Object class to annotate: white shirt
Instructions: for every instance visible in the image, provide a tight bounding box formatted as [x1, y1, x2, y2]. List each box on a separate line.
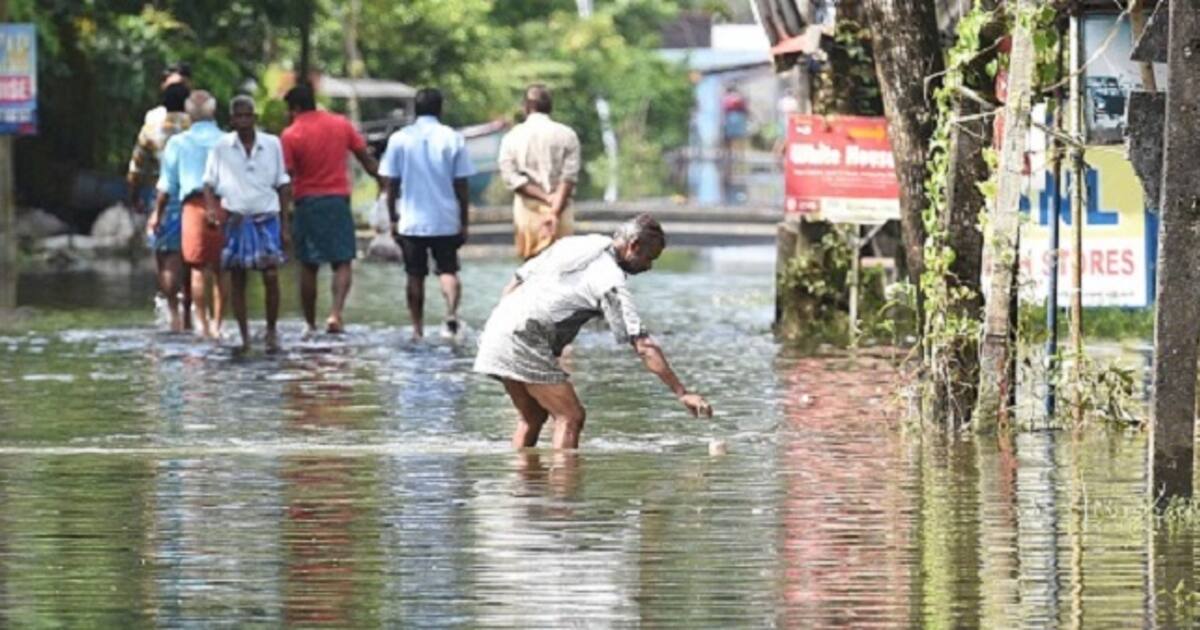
[379, 116, 475, 236]
[497, 235, 645, 351]
[203, 130, 291, 215]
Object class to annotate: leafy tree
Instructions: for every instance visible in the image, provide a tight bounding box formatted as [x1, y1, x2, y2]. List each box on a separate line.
[16, 0, 698, 214]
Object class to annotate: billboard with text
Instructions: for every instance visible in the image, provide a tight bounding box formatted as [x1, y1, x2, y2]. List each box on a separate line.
[0, 24, 36, 135]
[784, 115, 899, 224]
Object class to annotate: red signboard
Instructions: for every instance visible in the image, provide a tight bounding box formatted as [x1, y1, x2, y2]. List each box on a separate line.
[784, 115, 900, 223]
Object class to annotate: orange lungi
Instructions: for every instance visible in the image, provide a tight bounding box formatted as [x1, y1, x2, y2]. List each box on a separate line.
[181, 196, 227, 267]
[512, 196, 573, 260]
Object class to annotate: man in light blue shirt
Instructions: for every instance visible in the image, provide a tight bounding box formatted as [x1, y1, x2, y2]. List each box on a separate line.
[380, 87, 476, 341]
[155, 90, 226, 337]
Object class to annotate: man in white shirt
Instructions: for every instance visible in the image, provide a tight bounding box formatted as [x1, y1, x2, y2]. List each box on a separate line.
[474, 214, 713, 449]
[380, 87, 476, 341]
[203, 95, 293, 353]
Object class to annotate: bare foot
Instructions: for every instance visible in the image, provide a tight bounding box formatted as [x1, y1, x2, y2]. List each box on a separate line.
[411, 330, 424, 343]
[302, 326, 318, 341]
[207, 323, 223, 341]
[265, 330, 281, 354]
[325, 316, 344, 334]
[169, 314, 184, 333]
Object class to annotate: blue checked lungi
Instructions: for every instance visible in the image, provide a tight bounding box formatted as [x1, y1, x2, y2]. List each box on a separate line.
[221, 213, 285, 270]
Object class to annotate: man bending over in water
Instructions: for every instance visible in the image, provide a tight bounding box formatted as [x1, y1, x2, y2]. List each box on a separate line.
[474, 214, 713, 449]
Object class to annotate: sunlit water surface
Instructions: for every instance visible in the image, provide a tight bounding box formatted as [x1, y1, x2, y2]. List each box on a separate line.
[0, 248, 1190, 627]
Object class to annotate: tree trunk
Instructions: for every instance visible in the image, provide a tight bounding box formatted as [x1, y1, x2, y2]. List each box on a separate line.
[1150, 0, 1200, 504]
[973, 0, 1038, 432]
[343, 0, 364, 126]
[297, 4, 313, 87]
[863, 0, 943, 312]
[928, 97, 990, 427]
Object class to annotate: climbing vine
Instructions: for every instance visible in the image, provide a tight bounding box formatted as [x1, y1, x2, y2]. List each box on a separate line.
[917, 1, 1062, 427]
[918, 3, 998, 425]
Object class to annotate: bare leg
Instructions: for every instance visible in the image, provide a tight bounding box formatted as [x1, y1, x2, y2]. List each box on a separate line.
[299, 263, 319, 334]
[209, 263, 227, 340]
[526, 382, 587, 449]
[230, 268, 249, 351]
[406, 274, 425, 340]
[263, 267, 280, 352]
[180, 262, 193, 331]
[438, 272, 461, 323]
[503, 379, 550, 448]
[190, 266, 209, 338]
[156, 252, 183, 331]
[328, 261, 352, 332]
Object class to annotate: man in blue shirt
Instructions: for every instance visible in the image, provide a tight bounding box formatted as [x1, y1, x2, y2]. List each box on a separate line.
[380, 88, 476, 341]
[155, 90, 228, 338]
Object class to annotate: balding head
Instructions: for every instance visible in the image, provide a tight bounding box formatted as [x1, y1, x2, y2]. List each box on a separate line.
[614, 213, 665, 249]
[612, 214, 666, 274]
[524, 84, 553, 115]
[185, 90, 216, 121]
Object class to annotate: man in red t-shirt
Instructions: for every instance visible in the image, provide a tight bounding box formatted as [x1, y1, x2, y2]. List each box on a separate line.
[281, 85, 380, 335]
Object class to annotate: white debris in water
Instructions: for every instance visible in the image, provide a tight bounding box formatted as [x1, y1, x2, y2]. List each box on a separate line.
[708, 438, 728, 456]
[22, 374, 75, 383]
[265, 372, 307, 382]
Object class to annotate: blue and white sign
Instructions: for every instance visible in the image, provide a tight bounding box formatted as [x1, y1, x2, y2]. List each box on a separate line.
[0, 24, 36, 135]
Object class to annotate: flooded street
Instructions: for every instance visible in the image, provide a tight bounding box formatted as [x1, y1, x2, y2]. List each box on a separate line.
[0, 248, 1189, 627]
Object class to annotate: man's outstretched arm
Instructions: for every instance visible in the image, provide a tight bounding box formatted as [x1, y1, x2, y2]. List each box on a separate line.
[633, 336, 713, 418]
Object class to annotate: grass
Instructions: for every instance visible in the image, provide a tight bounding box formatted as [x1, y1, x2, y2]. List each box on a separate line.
[1019, 304, 1154, 343]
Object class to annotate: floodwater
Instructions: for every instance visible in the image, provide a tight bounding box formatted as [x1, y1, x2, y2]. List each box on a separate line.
[0, 247, 1193, 627]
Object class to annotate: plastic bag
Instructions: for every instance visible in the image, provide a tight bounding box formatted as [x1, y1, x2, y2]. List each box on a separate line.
[369, 193, 391, 234]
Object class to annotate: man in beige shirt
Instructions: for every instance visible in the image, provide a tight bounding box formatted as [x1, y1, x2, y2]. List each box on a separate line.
[498, 84, 582, 260]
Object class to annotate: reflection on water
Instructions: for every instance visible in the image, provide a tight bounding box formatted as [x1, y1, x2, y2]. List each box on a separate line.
[0, 250, 1193, 626]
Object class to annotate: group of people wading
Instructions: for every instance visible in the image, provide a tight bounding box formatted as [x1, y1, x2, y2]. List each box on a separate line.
[127, 64, 712, 449]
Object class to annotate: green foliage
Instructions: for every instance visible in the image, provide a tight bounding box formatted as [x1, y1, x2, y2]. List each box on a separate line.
[918, 3, 997, 423]
[1032, 349, 1143, 429]
[919, 0, 1068, 427]
[495, 8, 693, 197]
[323, 0, 692, 196]
[19, 0, 696, 207]
[14, 0, 307, 214]
[812, 20, 882, 116]
[778, 228, 852, 306]
[777, 227, 915, 347]
[1019, 304, 1154, 342]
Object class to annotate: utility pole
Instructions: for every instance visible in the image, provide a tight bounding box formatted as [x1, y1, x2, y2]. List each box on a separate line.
[1044, 17, 1068, 422]
[343, 0, 364, 126]
[973, 0, 1039, 432]
[1067, 9, 1086, 425]
[297, 1, 313, 87]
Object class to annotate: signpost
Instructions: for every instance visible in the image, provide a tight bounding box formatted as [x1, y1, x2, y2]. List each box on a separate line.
[784, 115, 900, 337]
[784, 114, 900, 223]
[0, 22, 35, 311]
[0, 23, 35, 135]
